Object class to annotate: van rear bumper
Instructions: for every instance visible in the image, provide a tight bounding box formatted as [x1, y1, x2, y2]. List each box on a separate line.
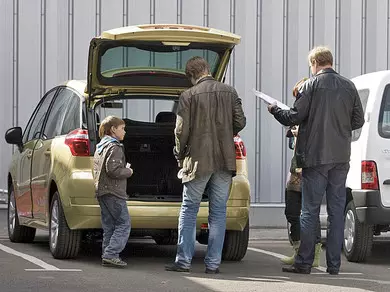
[352, 190, 390, 225]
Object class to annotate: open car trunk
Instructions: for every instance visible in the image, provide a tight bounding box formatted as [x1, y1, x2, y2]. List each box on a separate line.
[122, 114, 183, 202]
[94, 98, 209, 203]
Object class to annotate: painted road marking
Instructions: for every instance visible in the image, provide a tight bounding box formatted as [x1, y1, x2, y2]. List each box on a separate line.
[247, 247, 363, 275]
[0, 243, 81, 272]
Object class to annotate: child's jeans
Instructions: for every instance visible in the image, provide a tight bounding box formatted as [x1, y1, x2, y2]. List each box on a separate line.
[97, 194, 131, 259]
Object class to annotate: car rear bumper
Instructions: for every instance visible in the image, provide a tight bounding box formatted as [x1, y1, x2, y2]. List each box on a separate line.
[352, 189, 390, 225]
[63, 203, 249, 231]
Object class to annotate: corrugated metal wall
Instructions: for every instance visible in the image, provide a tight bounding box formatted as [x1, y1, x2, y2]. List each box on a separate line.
[1, 0, 389, 204]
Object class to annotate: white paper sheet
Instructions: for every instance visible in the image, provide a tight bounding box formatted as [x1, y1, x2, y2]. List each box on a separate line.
[252, 89, 290, 110]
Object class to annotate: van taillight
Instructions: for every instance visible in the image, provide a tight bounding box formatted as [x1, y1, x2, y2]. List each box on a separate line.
[234, 135, 246, 160]
[65, 129, 90, 156]
[361, 161, 379, 190]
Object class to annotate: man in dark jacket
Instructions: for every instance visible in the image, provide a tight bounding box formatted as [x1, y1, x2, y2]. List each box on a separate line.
[268, 47, 364, 275]
[165, 56, 246, 274]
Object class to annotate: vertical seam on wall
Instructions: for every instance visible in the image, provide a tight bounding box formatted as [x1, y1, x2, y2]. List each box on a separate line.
[13, 0, 19, 127]
[309, 0, 315, 76]
[40, 0, 46, 96]
[203, 0, 209, 61]
[68, 0, 74, 79]
[229, 0, 236, 87]
[280, 0, 289, 202]
[123, 0, 129, 117]
[361, 0, 366, 74]
[255, 0, 262, 203]
[335, 0, 341, 72]
[149, 0, 155, 121]
[95, 0, 102, 36]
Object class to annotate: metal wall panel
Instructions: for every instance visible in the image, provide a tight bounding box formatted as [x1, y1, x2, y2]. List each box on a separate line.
[2, 0, 390, 204]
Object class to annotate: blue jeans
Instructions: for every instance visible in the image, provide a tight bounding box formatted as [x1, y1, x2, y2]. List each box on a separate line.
[175, 171, 232, 270]
[97, 194, 131, 259]
[295, 163, 349, 271]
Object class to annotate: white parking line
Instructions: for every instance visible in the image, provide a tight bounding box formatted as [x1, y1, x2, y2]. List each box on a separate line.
[247, 247, 363, 275]
[0, 243, 81, 272]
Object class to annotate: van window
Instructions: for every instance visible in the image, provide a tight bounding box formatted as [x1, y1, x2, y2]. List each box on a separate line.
[379, 84, 390, 139]
[352, 89, 369, 141]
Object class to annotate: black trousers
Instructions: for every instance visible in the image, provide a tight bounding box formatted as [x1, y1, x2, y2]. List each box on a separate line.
[285, 189, 321, 243]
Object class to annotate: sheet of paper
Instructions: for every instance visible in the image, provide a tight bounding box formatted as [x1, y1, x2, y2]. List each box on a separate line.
[252, 89, 290, 110]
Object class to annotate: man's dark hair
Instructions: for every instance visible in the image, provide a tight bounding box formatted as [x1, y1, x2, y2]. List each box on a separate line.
[185, 56, 211, 80]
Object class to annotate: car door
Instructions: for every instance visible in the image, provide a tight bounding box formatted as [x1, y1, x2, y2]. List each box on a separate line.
[15, 89, 57, 219]
[31, 87, 80, 221]
[375, 84, 390, 207]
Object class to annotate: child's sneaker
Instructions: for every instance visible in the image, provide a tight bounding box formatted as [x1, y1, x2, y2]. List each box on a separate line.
[102, 258, 127, 267]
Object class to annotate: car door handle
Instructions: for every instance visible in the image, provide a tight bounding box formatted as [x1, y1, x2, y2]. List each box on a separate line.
[44, 150, 51, 156]
[27, 151, 32, 159]
[383, 179, 390, 185]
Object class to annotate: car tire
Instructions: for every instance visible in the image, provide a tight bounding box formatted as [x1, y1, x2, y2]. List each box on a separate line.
[49, 192, 81, 259]
[197, 233, 208, 245]
[222, 220, 249, 261]
[343, 201, 373, 262]
[153, 230, 177, 245]
[8, 185, 36, 243]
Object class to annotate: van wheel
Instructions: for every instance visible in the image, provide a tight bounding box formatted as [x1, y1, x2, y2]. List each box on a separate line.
[49, 192, 81, 259]
[222, 221, 249, 261]
[343, 201, 373, 262]
[8, 185, 36, 243]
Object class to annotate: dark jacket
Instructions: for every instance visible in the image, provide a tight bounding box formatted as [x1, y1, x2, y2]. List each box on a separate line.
[93, 138, 133, 200]
[271, 68, 364, 168]
[174, 76, 246, 182]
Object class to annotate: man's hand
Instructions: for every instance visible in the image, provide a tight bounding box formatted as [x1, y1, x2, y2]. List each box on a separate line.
[291, 126, 299, 137]
[267, 102, 277, 113]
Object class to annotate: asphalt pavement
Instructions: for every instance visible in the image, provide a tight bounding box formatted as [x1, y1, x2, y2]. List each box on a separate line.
[1, 207, 390, 292]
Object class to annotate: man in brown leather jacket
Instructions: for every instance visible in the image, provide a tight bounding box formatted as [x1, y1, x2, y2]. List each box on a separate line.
[165, 56, 246, 274]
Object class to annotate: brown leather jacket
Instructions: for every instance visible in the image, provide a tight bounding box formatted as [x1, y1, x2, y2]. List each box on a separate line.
[93, 140, 133, 200]
[174, 76, 246, 182]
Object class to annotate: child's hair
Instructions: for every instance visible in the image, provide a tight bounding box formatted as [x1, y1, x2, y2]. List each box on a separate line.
[292, 77, 309, 98]
[98, 115, 125, 138]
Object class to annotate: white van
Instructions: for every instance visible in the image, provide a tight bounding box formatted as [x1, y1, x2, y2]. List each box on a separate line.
[343, 70, 390, 262]
[287, 70, 390, 263]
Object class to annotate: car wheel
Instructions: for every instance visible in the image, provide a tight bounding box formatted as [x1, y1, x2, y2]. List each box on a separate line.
[153, 230, 177, 245]
[222, 220, 249, 261]
[49, 192, 81, 259]
[343, 201, 373, 262]
[8, 185, 36, 243]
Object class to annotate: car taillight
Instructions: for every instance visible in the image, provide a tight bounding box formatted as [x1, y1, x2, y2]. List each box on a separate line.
[234, 135, 246, 160]
[361, 161, 379, 190]
[65, 129, 90, 157]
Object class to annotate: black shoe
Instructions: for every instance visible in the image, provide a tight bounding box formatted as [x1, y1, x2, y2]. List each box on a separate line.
[165, 263, 190, 272]
[282, 265, 311, 274]
[326, 268, 339, 275]
[205, 268, 220, 274]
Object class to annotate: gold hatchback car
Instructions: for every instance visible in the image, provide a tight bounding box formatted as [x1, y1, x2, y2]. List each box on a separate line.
[5, 24, 250, 261]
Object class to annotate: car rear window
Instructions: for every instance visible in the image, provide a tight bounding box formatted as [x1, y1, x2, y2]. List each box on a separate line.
[379, 84, 390, 139]
[97, 42, 225, 88]
[352, 89, 369, 142]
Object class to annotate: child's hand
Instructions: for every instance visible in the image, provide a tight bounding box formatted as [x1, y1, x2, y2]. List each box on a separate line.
[126, 163, 131, 169]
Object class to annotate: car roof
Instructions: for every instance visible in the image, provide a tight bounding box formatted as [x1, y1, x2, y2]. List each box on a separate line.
[63, 80, 87, 96]
[352, 70, 390, 90]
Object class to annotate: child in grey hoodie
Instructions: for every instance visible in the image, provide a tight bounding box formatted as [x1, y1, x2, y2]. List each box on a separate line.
[93, 115, 133, 267]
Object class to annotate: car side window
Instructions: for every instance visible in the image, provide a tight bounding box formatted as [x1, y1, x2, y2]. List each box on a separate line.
[25, 89, 57, 142]
[61, 94, 81, 135]
[43, 88, 73, 139]
[379, 84, 390, 139]
[352, 89, 370, 142]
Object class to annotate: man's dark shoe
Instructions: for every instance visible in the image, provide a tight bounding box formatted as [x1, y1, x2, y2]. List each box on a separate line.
[326, 268, 339, 275]
[205, 268, 220, 274]
[165, 263, 190, 272]
[282, 265, 311, 274]
[102, 258, 127, 268]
